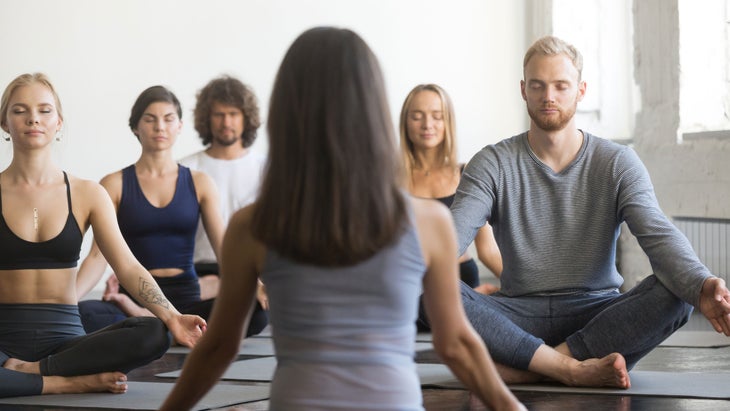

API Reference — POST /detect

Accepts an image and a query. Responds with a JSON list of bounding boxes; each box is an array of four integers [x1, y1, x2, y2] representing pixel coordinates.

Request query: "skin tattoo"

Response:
[[138, 278, 171, 309]]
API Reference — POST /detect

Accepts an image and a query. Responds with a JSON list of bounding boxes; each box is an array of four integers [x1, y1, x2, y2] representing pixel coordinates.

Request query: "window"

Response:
[[529, 0, 638, 142], [678, 0, 730, 141]]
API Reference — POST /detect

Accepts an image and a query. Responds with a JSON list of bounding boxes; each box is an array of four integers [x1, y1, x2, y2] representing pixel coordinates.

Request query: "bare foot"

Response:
[[565, 353, 630, 388], [474, 283, 500, 295], [43, 372, 128, 394], [3, 357, 40, 374], [105, 293, 148, 317]]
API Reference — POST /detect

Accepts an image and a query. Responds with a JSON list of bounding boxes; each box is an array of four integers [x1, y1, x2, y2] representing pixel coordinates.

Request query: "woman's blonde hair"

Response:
[[1, 73, 63, 129], [398, 84, 457, 182]]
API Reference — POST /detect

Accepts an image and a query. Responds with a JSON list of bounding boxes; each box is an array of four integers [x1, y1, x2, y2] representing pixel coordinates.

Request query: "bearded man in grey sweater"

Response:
[[449, 35, 730, 389]]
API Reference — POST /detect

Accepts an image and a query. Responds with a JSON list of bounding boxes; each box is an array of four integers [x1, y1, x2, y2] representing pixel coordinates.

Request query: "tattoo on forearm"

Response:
[[138, 278, 171, 310]]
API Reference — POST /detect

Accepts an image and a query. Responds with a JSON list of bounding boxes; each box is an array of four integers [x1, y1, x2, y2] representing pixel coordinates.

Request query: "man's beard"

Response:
[[214, 132, 240, 147], [526, 101, 577, 132]]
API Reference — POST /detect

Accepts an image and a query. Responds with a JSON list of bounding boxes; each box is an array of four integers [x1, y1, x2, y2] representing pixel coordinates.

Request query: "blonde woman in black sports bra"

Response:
[[0, 73, 206, 398], [400, 84, 502, 295]]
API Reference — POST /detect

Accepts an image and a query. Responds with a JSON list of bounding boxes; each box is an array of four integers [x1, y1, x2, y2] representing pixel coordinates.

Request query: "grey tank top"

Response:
[[262, 219, 427, 410]]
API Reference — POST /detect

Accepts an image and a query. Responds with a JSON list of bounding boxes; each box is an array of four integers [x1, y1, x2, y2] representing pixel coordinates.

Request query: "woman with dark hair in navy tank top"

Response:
[[74, 86, 266, 335], [0, 74, 205, 398]]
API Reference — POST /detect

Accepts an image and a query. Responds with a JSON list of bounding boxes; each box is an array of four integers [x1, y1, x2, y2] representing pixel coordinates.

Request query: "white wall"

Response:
[[0, 0, 528, 182], [0, 0, 527, 286]]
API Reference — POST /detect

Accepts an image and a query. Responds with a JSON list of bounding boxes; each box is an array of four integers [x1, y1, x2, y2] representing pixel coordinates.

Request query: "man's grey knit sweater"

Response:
[[451, 132, 711, 307]]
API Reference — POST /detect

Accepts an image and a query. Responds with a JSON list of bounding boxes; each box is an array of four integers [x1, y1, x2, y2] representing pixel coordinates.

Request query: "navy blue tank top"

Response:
[[0, 172, 82, 270], [116, 165, 200, 271]]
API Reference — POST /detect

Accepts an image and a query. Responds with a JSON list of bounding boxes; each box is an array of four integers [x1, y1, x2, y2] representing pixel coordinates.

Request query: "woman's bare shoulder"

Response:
[[189, 169, 218, 195], [67, 173, 103, 191], [67, 173, 117, 204], [229, 203, 256, 228], [407, 195, 456, 268], [409, 195, 452, 224]]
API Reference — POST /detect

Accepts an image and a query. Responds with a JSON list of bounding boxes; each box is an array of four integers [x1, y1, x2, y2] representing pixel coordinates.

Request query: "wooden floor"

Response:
[[2, 315, 730, 410]]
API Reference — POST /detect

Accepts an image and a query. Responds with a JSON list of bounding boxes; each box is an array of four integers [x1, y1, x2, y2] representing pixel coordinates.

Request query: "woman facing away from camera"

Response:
[[75, 85, 232, 333], [0, 73, 204, 398], [160, 27, 525, 411]]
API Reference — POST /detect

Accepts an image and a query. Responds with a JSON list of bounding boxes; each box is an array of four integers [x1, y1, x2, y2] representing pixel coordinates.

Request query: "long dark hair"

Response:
[[252, 27, 407, 266]]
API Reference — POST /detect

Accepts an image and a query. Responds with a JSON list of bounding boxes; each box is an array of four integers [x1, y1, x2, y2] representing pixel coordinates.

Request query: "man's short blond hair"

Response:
[[523, 36, 583, 80]]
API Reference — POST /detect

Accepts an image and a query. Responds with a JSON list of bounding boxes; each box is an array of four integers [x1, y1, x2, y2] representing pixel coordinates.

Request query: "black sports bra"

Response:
[[435, 193, 456, 208], [429, 164, 464, 208], [0, 172, 82, 270]]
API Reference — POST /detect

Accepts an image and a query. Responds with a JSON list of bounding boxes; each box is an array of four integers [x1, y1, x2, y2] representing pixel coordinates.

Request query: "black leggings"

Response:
[[458, 258, 480, 288], [79, 299, 268, 337], [80, 267, 269, 337], [79, 269, 213, 333], [0, 304, 169, 398]]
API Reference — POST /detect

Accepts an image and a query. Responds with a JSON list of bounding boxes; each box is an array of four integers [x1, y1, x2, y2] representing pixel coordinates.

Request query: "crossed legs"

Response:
[[2, 357, 128, 396], [459, 275, 692, 388], [0, 305, 170, 398]]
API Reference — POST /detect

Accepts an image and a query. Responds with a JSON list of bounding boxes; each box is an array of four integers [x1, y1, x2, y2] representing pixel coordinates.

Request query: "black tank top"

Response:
[[435, 193, 456, 208], [432, 164, 464, 208], [0, 172, 82, 269]]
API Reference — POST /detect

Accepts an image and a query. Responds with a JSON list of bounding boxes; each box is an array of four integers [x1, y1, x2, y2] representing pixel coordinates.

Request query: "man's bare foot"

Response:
[[496, 363, 544, 384], [104, 293, 148, 317], [3, 358, 40, 374], [565, 353, 630, 388], [43, 372, 128, 394]]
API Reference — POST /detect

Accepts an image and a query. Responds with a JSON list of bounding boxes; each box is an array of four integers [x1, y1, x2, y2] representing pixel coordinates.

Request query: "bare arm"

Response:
[[75, 240, 109, 299], [192, 171, 225, 263], [75, 174, 119, 300], [413, 198, 524, 411], [160, 205, 262, 410], [474, 223, 502, 277], [192, 170, 269, 308]]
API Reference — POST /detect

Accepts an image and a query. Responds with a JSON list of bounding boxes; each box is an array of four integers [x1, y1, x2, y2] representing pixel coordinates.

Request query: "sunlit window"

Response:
[[531, 0, 638, 142], [678, 0, 730, 141]]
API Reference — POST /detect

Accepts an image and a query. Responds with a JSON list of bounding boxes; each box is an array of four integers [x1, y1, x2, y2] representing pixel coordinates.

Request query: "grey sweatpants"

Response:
[[459, 275, 692, 370]]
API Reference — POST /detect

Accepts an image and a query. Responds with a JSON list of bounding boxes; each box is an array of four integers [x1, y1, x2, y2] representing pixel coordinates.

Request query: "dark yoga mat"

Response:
[[659, 331, 730, 348], [159, 358, 730, 399], [418, 362, 730, 399], [168, 337, 433, 356], [0, 381, 270, 410], [158, 357, 277, 382]]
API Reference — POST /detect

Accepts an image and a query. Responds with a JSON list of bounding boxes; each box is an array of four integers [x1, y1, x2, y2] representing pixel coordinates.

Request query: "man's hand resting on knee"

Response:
[[699, 277, 730, 335]]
